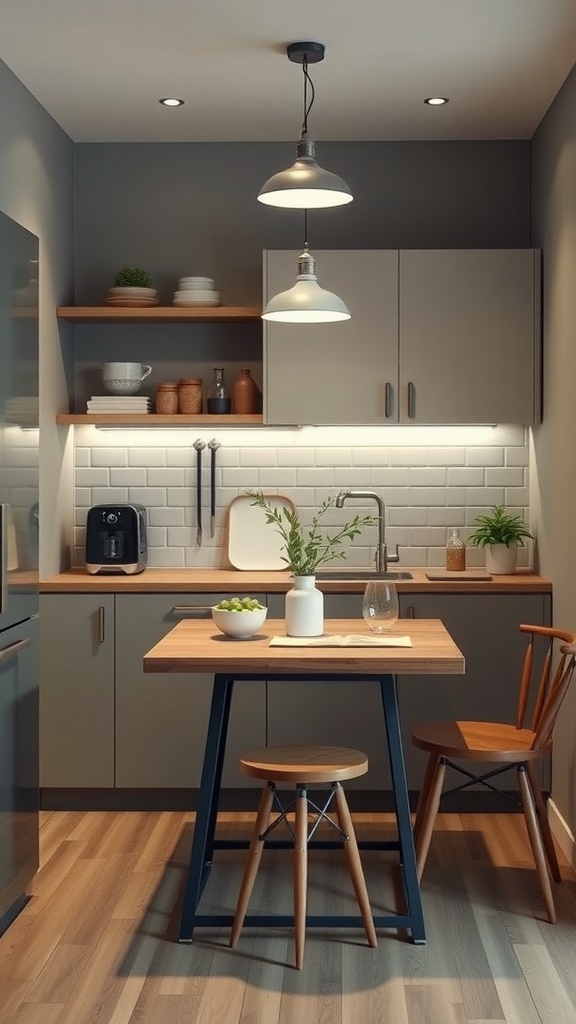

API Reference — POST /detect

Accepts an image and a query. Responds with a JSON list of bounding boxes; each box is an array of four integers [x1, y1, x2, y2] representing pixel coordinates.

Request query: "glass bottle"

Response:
[[446, 528, 466, 571], [207, 367, 231, 414]]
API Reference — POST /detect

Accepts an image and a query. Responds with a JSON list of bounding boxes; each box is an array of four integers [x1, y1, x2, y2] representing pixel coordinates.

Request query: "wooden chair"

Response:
[[229, 744, 378, 969], [411, 623, 576, 922]]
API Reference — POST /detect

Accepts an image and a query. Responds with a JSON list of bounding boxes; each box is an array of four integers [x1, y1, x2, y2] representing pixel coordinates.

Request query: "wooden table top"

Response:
[[143, 617, 465, 677]]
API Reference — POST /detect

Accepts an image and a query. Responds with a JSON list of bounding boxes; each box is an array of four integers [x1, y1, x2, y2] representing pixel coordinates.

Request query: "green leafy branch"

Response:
[[246, 491, 378, 576]]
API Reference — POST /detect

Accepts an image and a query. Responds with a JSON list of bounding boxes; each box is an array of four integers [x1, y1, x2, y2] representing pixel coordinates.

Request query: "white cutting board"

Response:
[[227, 494, 295, 571]]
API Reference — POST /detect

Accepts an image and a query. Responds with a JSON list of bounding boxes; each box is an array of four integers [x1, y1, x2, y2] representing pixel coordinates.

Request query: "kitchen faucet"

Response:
[[335, 489, 399, 573]]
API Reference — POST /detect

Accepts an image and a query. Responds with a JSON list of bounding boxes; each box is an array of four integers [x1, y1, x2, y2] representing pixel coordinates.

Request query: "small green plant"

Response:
[[468, 505, 534, 548], [246, 490, 378, 576], [114, 266, 153, 288]]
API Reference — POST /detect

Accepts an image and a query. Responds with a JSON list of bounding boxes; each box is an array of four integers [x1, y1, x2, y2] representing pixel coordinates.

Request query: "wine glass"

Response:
[[362, 581, 399, 632]]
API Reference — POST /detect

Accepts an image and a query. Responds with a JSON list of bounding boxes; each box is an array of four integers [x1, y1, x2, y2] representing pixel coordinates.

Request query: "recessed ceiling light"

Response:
[[159, 98, 184, 107], [424, 97, 449, 106]]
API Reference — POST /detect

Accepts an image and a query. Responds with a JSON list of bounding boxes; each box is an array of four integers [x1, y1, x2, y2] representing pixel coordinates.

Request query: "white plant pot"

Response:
[[285, 576, 324, 637], [485, 543, 518, 575]]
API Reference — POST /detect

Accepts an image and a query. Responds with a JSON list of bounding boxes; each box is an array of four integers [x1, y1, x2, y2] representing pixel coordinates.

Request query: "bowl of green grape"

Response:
[[211, 596, 267, 638]]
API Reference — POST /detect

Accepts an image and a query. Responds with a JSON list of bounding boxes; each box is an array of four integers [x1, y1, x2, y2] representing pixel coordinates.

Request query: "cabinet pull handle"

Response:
[[0, 637, 30, 663], [407, 381, 415, 418], [0, 504, 7, 615], [98, 605, 105, 644], [172, 605, 212, 617], [384, 382, 392, 419], [405, 605, 416, 619]]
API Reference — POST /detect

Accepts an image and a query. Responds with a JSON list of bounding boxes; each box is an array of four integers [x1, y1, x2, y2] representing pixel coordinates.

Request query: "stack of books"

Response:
[[87, 396, 151, 413]]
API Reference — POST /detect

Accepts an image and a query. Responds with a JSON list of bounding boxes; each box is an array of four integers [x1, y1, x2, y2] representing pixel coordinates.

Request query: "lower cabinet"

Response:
[[40, 594, 115, 787], [115, 593, 266, 788], [40, 592, 267, 791], [40, 588, 551, 796]]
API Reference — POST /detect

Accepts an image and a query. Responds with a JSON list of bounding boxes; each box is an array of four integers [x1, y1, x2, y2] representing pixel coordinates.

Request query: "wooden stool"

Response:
[[229, 744, 378, 969]]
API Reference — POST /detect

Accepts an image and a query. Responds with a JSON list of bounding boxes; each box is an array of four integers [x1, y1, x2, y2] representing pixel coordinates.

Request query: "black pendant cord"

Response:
[[304, 209, 308, 250], [301, 57, 315, 135]]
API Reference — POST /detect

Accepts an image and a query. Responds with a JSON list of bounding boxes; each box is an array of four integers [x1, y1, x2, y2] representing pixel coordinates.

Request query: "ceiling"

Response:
[[2, 1, 576, 144]]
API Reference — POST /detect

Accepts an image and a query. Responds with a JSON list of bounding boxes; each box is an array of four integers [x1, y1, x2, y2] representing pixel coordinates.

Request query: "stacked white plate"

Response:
[[173, 276, 220, 306]]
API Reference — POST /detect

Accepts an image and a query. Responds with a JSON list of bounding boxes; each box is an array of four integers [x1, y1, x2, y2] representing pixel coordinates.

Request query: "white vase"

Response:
[[485, 543, 518, 575], [285, 576, 324, 637]]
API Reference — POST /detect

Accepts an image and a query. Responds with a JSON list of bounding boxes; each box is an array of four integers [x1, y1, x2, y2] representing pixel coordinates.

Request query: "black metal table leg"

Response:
[[178, 673, 233, 942], [380, 673, 426, 943]]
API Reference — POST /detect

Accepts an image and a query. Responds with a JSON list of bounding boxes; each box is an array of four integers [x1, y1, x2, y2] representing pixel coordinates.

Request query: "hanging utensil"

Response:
[[208, 439, 221, 539], [193, 439, 206, 547]]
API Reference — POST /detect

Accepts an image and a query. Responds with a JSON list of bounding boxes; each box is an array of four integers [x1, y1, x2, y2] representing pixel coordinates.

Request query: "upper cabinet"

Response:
[[263, 249, 541, 426]]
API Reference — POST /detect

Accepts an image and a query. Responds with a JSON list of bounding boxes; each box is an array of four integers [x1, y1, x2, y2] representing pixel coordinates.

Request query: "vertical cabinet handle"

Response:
[[407, 381, 415, 419], [0, 504, 7, 615], [98, 605, 105, 644], [384, 382, 392, 419], [405, 605, 416, 620]]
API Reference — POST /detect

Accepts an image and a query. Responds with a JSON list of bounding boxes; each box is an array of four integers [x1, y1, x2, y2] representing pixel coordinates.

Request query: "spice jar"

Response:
[[178, 377, 203, 414], [446, 528, 466, 571], [155, 381, 179, 414]]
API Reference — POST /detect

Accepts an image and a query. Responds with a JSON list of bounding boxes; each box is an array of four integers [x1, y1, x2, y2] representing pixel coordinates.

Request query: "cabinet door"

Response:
[[399, 249, 540, 424], [264, 250, 399, 425], [40, 594, 115, 788], [115, 594, 266, 788], [265, 593, 392, 789], [398, 592, 551, 789]]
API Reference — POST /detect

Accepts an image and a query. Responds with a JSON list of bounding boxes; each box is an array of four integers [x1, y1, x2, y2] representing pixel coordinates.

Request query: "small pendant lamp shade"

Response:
[[262, 247, 351, 324], [257, 42, 353, 211], [258, 135, 353, 210]]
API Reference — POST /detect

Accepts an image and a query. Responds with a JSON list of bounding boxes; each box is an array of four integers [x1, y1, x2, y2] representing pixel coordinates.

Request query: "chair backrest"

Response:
[[516, 624, 576, 749]]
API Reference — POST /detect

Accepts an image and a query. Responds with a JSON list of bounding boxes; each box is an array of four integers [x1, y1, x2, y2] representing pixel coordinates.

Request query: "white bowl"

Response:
[[174, 289, 220, 301], [103, 378, 142, 395], [211, 605, 267, 639], [178, 277, 214, 287]]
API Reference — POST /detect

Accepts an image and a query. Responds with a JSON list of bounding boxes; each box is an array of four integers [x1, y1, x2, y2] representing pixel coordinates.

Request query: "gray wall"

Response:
[[532, 63, 576, 844], [74, 140, 530, 305], [0, 59, 75, 575]]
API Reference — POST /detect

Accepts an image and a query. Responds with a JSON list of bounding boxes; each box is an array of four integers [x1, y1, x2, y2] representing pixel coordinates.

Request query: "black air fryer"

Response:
[[85, 503, 148, 574]]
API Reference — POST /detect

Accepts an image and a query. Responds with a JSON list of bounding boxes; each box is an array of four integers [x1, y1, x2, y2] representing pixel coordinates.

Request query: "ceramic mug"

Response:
[[102, 362, 152, 395]]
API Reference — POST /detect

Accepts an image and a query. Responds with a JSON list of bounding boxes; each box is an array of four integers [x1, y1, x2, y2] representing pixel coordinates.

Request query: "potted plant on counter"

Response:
[[468, 505, 534, 575], [246, 491, 377, 636]]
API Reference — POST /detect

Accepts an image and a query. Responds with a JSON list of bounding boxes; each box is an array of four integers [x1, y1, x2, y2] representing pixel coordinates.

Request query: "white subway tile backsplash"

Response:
[[407, 467, 447, 486], [110, 467, 147, 487], [148, 507, 185, 527], [447, 467, 485, 486], [467, 447, 504, 466], [131, 448, 167, 467], [147, 467, 185, 487], [92, 447, 128, 467], [72, 426, 531, 568]]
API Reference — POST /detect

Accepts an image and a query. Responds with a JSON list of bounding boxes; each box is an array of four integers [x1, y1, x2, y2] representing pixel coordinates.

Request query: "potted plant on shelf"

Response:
[[246, 491, 377, 636], [107, 266, 158, 307], [468, 505, 534, 575]]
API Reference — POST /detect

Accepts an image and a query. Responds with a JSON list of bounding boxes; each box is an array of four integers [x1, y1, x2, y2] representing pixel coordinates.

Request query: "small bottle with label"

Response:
[[207, 367, 231, 414], [446, 528, 466, 571]]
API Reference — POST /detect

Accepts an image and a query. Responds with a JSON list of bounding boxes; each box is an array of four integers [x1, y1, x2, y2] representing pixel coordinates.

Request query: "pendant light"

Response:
[[258, 42, 353, 210], [262, 213, 351, 324]]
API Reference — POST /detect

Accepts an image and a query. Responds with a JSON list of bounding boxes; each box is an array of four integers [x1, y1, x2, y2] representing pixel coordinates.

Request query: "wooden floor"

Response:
[[1, 809, 576, 1023]]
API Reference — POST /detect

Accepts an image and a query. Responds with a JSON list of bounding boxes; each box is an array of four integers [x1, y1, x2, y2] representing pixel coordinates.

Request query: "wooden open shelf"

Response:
[[56, 413, 263, 426], [57, 305, 262, 323]]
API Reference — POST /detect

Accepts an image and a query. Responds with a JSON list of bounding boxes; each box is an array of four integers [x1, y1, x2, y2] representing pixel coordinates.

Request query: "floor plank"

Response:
[[0, 810, 574, 1023]]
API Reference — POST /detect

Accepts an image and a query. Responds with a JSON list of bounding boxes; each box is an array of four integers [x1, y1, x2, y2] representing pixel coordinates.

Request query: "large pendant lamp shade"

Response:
[[257, 42, 353, 211], [262, 245, 351, 324]]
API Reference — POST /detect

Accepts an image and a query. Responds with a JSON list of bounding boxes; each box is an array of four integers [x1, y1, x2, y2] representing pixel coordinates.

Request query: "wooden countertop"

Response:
[[143, 617, 466, 676], [39, 566, 552, 594]]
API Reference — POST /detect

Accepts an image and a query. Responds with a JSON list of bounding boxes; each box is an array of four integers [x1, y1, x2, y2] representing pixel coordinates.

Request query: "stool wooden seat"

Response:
[[230, 744, 378, 969]]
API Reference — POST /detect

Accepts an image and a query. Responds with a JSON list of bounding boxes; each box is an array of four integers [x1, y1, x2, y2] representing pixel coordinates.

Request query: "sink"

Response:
[[314, 570, 413, 581]]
